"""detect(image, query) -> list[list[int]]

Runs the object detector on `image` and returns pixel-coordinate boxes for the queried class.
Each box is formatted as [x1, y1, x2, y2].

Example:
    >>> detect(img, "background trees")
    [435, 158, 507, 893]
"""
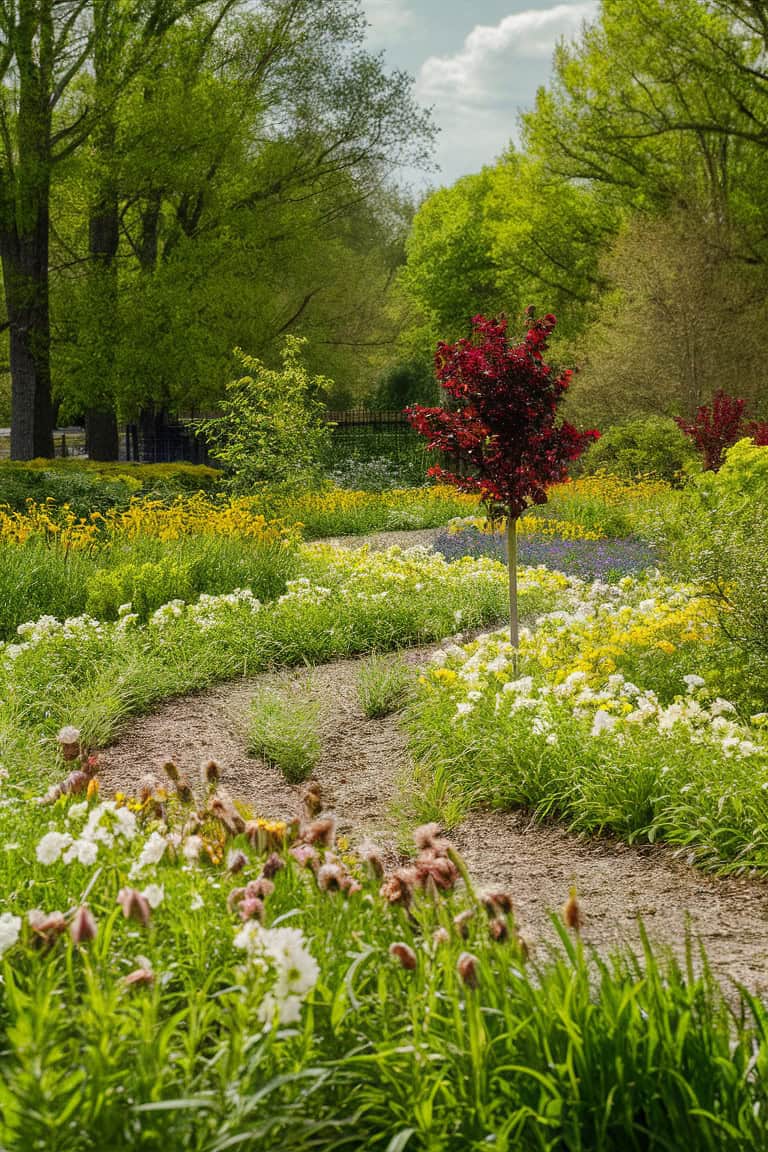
[1, 0, 434, 457]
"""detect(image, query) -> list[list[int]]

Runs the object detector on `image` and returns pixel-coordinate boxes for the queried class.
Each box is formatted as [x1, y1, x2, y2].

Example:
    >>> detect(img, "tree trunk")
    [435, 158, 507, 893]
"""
[506, 512, 519, 674]
[85, 176, 121, 460]
[1, 222, 55, 460]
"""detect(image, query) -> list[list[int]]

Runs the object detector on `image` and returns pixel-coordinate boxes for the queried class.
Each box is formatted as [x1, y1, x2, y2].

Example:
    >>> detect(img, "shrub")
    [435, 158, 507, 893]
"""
[357, 653, 413, 717]
[581, 416, 697, 482]
[248, 688, 322, 782]
[196, 338, 332, 490]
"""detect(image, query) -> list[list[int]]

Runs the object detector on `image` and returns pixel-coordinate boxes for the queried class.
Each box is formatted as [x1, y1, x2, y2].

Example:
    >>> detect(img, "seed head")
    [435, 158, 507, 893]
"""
[303, 817, 336, 848]
[262, 852, 285, 879]
[161, 759, 179, 783]
[453, 908, 475, 939]
[389, 942, 418, 970]
[70, 906, 97, 944]
[203, 759, 221, 785]
[358, 837, 385, 878]
[117, 888, 152, 928]
[227, 850, 248, 875]
[65, 771, 90, 796]
[457, 951, 479, 989]
[563, 885, 583, 932]
[124, 967, 154, 987]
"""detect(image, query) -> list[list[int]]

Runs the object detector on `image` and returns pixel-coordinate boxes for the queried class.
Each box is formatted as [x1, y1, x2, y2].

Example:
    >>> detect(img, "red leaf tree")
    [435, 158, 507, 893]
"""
[675, 390, 768, 471]
[407, 312, 599, 659]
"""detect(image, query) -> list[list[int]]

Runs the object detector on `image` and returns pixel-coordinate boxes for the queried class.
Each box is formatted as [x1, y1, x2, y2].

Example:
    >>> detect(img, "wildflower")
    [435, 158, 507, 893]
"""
[358, 837, 385, 877]
[238, 896, 265, 922]
[683, 674, 706, 691]
[27, 909, 67, 946]
[57, 726, 81, 761]
[227, 850, 248, 875]
[481, 891, 514, 916]
[130, 831, 167, 876]
[416, 854, 459, 892]
[453, 909, 475, 938]
[262, 852, 285, 879]
[203, 759, 221, 785]
[302, 817, 336, 848]
[489, 917, 509, 942]
[433, 927, 450, 945]
[413, 823, 442, 850]
[64, 770, 90, 795]
[591, 709, 616, 737]
[138, 774, 160, 802]
[290, 844, 318, 869]
[161, 759, 180, 783]
[142, 883, 164, 909]
[36, 831, 73, 865]
[317, 862, 346, 891]
[190, 892, 204, 911]
[86, 777, 100, 800]
[70, 906, 97, 944]
[389, 942, 418, 970]
[457, 951, 479, 989]
[209, 795, 245, 836]
[62, 838, 99, 867]
[380, 867, 418, 907]
[563, 885, 583, 932]
[0, 913, 22, 957]
[183, 835, 203, 862]
[247, 877, 275, 899]
[301, 781, 323, 819]
[124, 967, 155, 987]
[117, 888, 152, 927]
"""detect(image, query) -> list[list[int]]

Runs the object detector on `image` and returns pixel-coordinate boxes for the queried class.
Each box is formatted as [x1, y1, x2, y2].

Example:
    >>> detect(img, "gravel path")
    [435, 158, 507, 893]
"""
[100, 645, 768, 996]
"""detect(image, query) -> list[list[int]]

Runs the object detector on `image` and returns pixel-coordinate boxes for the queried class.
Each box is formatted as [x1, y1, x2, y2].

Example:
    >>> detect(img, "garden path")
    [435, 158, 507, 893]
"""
[100, 649, 768, 996]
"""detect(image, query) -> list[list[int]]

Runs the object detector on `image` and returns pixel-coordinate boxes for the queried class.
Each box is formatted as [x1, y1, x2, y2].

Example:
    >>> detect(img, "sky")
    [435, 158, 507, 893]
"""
[362, 0, 598, 190]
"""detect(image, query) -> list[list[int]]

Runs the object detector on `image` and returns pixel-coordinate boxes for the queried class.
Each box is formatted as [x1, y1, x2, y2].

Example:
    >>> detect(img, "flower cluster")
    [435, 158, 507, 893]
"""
[407, 313, 599, 517]
[234, 923, 319, 1024]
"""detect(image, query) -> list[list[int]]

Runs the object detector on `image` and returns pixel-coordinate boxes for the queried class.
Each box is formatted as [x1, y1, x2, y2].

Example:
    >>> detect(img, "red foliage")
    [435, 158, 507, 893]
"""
[746, 419, 768, 447]
[675, 391, 748, 471]
[406, 313, 599, 518]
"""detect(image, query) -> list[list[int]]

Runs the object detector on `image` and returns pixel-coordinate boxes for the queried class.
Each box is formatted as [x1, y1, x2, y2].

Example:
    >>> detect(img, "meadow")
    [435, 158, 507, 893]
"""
[1, 446, 767, 1149]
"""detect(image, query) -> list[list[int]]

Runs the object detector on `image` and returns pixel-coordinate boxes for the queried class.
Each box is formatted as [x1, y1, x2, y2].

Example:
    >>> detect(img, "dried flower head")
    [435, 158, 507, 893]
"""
[489, 916, 508, 943]
[70, 906, 97, 944]
[379, 867, 418, 908]
[246, 877, 275, 900]
[161, 759, 180, 783]
[453, 908, 475, 939]
[481, 891, 514, 917]
[209, 795, 246, 836]
[117, 888, 152, 928]
[138, 774, 160, 803]
[389, 942, 418, 970]
[563, 885, 583, 932]
[290, 844, 319, 870]
[317, 862, 346, 892]
[432, 926, 450, 945]
[457, 951, 479, 989]
[124, 967, 155, 987]
[57, 726, 81, 761]
[203, 759, 221, 785]
[65, 770, 90, 796]
[303, 817, 336, 848]
[262, 852, 285, 879]
[238, 896, 265, 922]
[416, 854, 459, 892]
[227, 850, 248, 875]
[301, 781, 323, 819]
[176, 777, 193, 803]
[358, 837, 385, 878]
[27, 909, 67, 946]
[413, 823, 442, 850]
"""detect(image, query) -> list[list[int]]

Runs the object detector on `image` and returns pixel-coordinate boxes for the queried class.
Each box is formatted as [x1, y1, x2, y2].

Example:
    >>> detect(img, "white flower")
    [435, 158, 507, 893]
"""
[130, 832, 167, 877]
[141, 883, 164, 909]
[683, 674, 706, 691]
[36, 831, 73, 865]
[190, 892, 204, 911]
[66, 802, 88, 823]
[113, 806, 138, 840]
[591, 709, 616, 737]
[454, 702, 473, 719]
[63, 838, 99, 867]
[235, 923, 319, 1025]
[183, 835, 203, 862]
[0, 913, 21, 957]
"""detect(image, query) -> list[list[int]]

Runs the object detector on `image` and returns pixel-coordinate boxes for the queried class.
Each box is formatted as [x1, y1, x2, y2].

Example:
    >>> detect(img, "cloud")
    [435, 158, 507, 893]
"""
[414, 3, 597, 183]
[363, 0, 416, 47]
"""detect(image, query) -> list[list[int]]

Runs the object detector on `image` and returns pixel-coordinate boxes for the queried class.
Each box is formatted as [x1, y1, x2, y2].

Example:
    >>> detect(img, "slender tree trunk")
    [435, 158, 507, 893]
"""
[2, 214, 54, 460]
[85, 177, 121, 460]
[507, 511, 519, 673]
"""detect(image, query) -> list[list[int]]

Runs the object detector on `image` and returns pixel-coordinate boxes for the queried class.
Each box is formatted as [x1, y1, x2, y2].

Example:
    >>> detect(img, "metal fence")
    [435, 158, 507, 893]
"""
[0, 427, 87, 461]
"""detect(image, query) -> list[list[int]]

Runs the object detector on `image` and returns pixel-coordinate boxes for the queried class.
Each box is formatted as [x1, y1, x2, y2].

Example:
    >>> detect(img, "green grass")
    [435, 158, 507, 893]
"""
[356, 652, 413, 718]
[248, 687, 322, 782]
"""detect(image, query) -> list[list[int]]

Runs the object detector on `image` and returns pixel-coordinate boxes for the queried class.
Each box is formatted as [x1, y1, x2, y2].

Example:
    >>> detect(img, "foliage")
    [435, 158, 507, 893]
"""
[407, 313, 599, 519]
[356, 653, 413, 718]
[0, 461, 220, 515]
[196, 340, 333, 490]
[406, 573, 768, 870]
[581, 416, 698, 482]
[249, 688, 322, 783]
[676, 391, 768, 470]
[2, 787, 768, 1149]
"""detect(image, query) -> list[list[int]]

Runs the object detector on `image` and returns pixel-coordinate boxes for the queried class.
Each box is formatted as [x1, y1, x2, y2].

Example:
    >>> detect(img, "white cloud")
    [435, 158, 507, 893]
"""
[363, 0, 416, 47]
[414, 3, 597, 182]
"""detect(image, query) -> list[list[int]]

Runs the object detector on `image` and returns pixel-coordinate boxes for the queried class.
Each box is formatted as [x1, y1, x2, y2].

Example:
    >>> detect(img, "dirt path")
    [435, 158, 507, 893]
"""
[100, 647, 768, 996]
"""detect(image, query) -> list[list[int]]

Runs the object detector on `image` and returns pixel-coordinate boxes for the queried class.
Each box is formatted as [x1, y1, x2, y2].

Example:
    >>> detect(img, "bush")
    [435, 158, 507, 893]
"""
[581, 416, 698, 482]
[197, 338, 332, 490]
[0, 461, 221, 515]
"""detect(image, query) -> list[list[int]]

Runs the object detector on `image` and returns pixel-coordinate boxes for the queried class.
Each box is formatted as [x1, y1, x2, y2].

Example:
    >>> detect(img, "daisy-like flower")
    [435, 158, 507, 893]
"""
[0, 912, 21, 957]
